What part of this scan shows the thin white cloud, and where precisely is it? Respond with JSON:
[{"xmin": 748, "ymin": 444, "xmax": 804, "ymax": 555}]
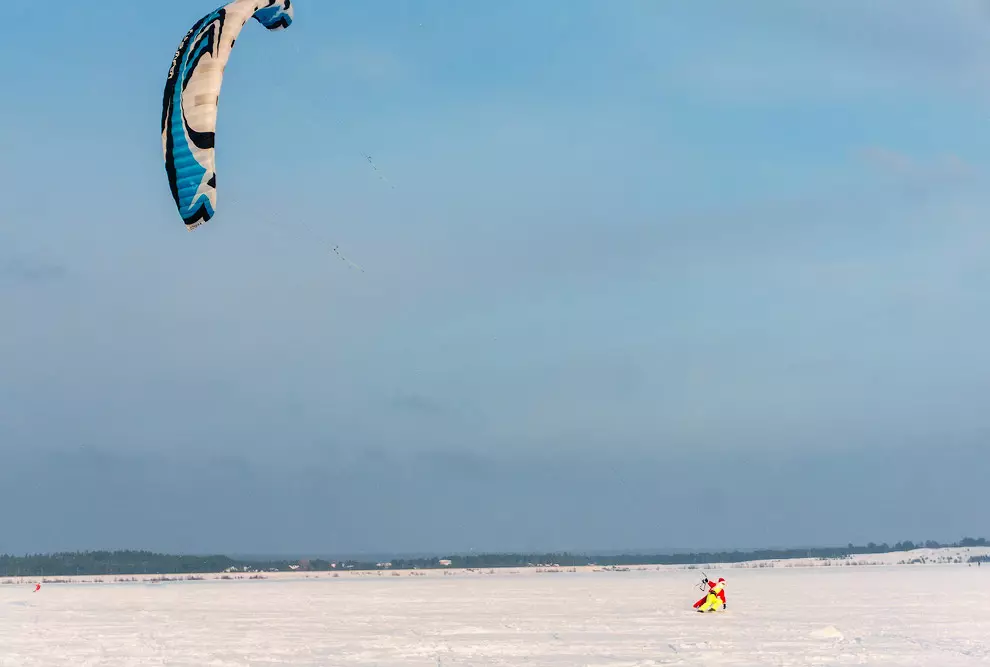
[
  {"xmin": 628, "ymin": 1, "xmax": 990, "ymax": 104},
  {"xmin": 858, "ymin": 147, "xmax": 978, "ymax": 184},
  {"xmin": 314, "ymin": 43, "xmax": 409, "ymax": 82},
  {"xmin": 0, "ymin": 252, "xmax": 67, "ymax": 287}
]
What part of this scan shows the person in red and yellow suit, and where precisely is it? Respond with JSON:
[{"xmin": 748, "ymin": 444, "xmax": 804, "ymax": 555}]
[
  {"xmin": 693, "ymin": 578, "xmax": 715, "ymax": 609},
  {"xmin": 694, "ymin": 577, "xmax": 726, "ymax": 612}
]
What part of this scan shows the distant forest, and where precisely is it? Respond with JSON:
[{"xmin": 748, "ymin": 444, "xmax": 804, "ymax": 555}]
[{"xmin": 1, "ymin": 537, "xmax": 986, "ymax": 578}]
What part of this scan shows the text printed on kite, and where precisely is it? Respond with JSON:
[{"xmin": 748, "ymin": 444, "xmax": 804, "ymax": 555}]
[{"xmin": 161, "ymin": 0, "xmax": 294, "ymax": 230}]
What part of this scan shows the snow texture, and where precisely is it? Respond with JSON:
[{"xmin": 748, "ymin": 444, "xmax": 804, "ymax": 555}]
[{"xmin": 1, "ymin": 549, "xmax": 988, "ymax": 666}]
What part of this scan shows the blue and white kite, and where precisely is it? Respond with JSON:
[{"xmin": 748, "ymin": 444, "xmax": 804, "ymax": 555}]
[{"xmin": 162, "ymin": 0, "xmax": 293, "ymax": 229}]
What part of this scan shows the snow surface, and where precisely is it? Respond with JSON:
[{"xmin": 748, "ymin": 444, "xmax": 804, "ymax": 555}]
[{"xmin": 1, "ymin": 551, "xmax": 988, "ymax": 666}]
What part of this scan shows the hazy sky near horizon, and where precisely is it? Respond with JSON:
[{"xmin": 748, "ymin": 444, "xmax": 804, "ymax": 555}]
[{"xmin": 2, "ymin": 0, "xmax": 990, "ymax": 555}]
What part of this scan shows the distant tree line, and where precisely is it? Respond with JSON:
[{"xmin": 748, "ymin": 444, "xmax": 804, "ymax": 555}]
[
  {"xmin": 389, "ymin": 537, "xmax": 989, "ymax": 570},
  {"xmin": 1, "ymin": 538, "xmax": 986, "ymax": 577},
  {"xmin": 0, "ymin": 551, "xmax": 333, "ymax": 578}
]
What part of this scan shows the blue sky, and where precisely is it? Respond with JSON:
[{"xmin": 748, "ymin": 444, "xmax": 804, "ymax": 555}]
[{"xmin": 2, "ymin": 0, "xmax": 989, "ymax": 555}]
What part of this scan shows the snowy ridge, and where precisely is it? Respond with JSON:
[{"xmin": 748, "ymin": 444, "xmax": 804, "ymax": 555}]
[{"xmin": 665, "ymin": 545, "xmax": 990, "ymax": 572}]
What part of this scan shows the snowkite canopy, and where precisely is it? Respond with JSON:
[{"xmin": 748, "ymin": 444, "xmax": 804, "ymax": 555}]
[{"xmin": 162, "ymin": 0, "xmax": 294, "ymax": 230}]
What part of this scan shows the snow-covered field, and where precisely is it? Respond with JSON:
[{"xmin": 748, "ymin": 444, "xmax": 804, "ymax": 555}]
[{"xmin": 1, "ymin": 552, "xmax": 988, "ymax": 666}]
